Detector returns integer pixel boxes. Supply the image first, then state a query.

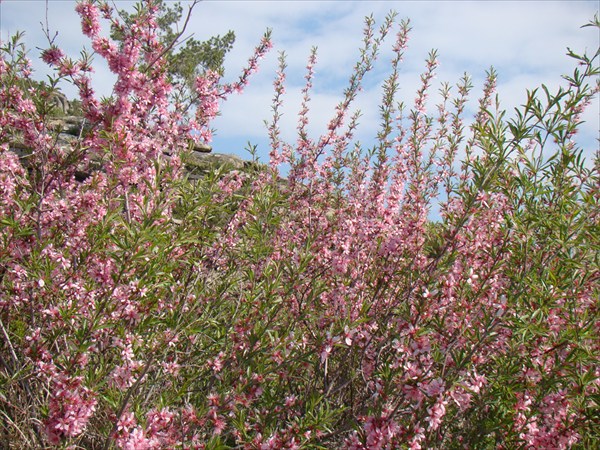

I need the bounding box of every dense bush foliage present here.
[0,1,598,448]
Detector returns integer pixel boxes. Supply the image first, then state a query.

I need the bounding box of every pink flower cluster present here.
[45,372,97,444]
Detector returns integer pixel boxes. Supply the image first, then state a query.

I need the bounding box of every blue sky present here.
[1,0,598,167]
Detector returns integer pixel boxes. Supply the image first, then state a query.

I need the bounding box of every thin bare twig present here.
[41,0,59,46]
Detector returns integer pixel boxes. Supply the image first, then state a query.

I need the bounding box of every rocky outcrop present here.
[8,116,102,181]
[183,151,246,180]
[8,116,89,161]
[48,115,91,137]
[6,113,265,182]
[50,92,70,115]
[192,142,212,153]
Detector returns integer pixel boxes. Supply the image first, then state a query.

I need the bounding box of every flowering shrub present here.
[1,1,598,449]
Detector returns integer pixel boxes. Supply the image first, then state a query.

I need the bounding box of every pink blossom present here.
[423,378,445,397]
[44,373,97,442]
[75,1,100,37]
[425,398,447,431]
[41,46,64,66]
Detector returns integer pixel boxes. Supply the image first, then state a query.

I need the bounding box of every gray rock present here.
[193,142,212,153]
[183,151,246,179]
[7,99,261,182]
[50,92,70,115]
[48,116,90,137]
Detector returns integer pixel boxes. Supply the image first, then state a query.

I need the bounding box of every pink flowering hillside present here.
[0,1,598,449]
